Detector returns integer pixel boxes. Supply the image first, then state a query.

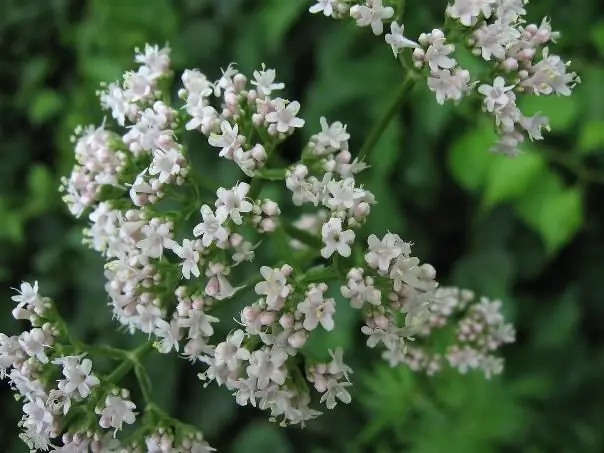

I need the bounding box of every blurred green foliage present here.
[2,0,604,452]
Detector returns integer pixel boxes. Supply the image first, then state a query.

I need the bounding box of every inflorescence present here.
[0,0,578,450]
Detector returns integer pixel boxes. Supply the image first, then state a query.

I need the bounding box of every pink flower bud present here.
[233,73,247,90]
[251,144,266,161]
[259,311,276,326]
[502,57,518,71]
[288,330,307,348]
[280,313,294,329]
[374,315,389,330]
[242,305,261,323]
[281,264,293,276]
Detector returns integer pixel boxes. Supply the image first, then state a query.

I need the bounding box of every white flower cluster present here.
[381,287,517,378]
[2,282,214,452]
[309,0,580,156]
[4,36,518,449]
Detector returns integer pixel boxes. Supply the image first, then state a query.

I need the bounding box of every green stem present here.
[396,0,406,21]
[357,76,415,160]
[106,340,154,383]
[134,363,153,405]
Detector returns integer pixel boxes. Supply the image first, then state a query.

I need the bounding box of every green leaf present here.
[29,89,63,124]
[481,151,546,209]
[591,20,604,56]
[451,249,514,299]
[518,94,579,130]
[578,120,604,154]
[0,198,24,243]
[231,422,293,453]
[262,0,306,52]
[24,164,56,217]
[514,170,583,253]
[533,288,580,350]
[447,122,497,192]
[372,114,402,177]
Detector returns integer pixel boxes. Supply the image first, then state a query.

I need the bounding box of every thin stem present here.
[106,340,154,383]
[539,147,604,185]
[134,363,154,406]
[396,0,406,21]
[356,76,415,160]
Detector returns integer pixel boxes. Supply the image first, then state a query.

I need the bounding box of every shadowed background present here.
[1,0,604,451]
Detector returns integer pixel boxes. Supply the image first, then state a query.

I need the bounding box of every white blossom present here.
[385,22,419,56]
[266,98,305,133]
[193,205,230,247]
[349,0,394,35]
[321,217,355,258]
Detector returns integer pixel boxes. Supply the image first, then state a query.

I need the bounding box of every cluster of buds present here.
[310,0,580,155]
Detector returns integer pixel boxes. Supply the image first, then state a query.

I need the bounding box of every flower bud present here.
[280,313,294,329]
[288,330,307,348]
[259,311,276,326]
[251,144,266,161]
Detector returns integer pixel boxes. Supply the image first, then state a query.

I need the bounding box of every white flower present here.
[481,356,504,379]
[246,348,288,389]
[297,286,336,331]
[208,121,243,158]
[320,379,352,409]
[385,22,419,56]
[18,329,49,364]
[0,333,21,375]
[365,233,406,272]
[478,76,515,112]
[182,69,214,99]
[11,281,43,312]
[328,348,353,380]
[128,169,155,206]
[317,117,350,149]
[349,0,394,35]
[174,239,201,279]
[123,65,155,102]
[153,318,182,353]
[519,114,550,140]
[214,329,250,371]
[340,276,382,309]
[193,205,230,247]
[149,148,184,184]
[309,0,335,16]
[447,346,482,373]
[215,182,254,225]
[321,217,355,258]
[180,309,220,338]
[135,304,163,334]
[98,395,137,433]
[232,377,258,407]
[254,266,290,310]
[266,98,305,133]
[251,64,285,96]
[58,358,100,399]
[134,44,171,77]
[427,68,471,104]
[446,0,493,27]
[424,37,456,72]
[137,222,176,258]
[326,177,365,210]
[473,21,520,61]
[22,397,54,433]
